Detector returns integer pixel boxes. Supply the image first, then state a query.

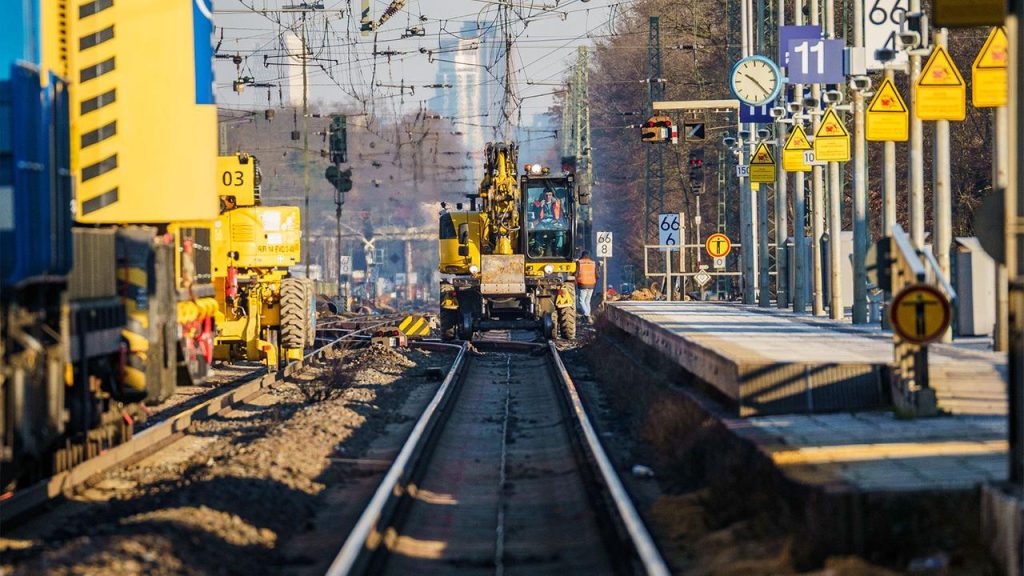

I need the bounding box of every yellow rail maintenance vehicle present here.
[438,142,585,340]
[211,154,316,367]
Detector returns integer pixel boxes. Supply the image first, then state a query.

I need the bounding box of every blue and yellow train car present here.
[1,0,220,488]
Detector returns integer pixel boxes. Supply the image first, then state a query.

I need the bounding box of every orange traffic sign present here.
[890,284,952,345]
[749,143,776,184]
[814,107,850,162]
[916,45,966,121]
[973,27,1008,108]
[782,125,812,172]
[866,78,909,142]
[705,233,732,259]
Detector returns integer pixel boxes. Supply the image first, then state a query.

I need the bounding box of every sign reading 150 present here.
[222,170,245,187]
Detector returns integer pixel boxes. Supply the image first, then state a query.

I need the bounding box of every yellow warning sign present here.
[973,27,1008,108]
[866,78,908,142]
[916,45,966,121]
[705,233,732,258]
[890,284,952,345]
[398,315,432,338]
[782,125,812,173]
[749,142,776,184]
[814,107,850,162]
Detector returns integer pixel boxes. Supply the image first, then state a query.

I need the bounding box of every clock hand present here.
[744,73,771,94]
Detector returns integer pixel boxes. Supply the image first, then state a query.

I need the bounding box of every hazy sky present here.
[213,0,625,122]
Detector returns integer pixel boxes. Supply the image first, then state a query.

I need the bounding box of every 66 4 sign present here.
[659,213,682,250]
[866,0,908,70]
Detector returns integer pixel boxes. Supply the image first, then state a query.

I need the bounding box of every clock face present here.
[731,57,781,106]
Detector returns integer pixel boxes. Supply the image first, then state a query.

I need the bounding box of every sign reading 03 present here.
[730,56,784,106]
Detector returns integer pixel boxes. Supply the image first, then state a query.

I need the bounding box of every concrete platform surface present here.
[729,412,1007,491]
[605,301,1007,416]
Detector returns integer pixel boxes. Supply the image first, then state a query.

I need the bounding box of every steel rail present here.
[325,341,468,575]
[547,341,672,576]
[326,341,670,576]
[0,316,397,524]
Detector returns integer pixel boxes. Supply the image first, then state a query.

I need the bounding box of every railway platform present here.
[603,301,1009,494]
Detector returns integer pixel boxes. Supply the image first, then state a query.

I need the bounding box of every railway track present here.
[327,339,669,576]
[0,313,406,525]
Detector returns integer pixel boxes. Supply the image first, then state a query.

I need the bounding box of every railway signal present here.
[688,150,704,194]
[641,115,677,143]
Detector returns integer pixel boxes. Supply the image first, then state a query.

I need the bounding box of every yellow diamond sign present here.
[866,78,908,142]
[749,142,776,184]
[814,107,850,162]
[782,125,812,172]
[972,27,1008,108]
[916,45,966,121]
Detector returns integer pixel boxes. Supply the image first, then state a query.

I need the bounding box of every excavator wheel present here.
[440,310,458,341]
[280,278,307,350]
[556,282,577,340]
[439,284,458,341]
[304,279,316,348]
[457,312,474,341]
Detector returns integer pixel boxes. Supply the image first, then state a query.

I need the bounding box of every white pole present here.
[908,0,925,248]
[852,0,868,324]
[933,28,952,342]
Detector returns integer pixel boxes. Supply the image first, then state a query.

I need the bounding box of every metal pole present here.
[740,0,756,304]
[851,0,868,324]
[777,134,790,309]
[665,248,673,301]
[793,0,808,314]
[759,183,771,306]
[1008,5,1023,486]
[775,0,789,310]
[908,0,925,248]
[883,66,898,234]
[996,103,1010,352]
[932,28,952,342]
[810,0,825,316]
[603,257,608,304]
[301,12,311,278]
[825,0,843,320]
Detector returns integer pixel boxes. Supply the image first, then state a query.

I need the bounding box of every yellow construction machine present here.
[210,154,316,366]
[438,142,585,340]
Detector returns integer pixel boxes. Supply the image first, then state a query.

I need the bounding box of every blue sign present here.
[740,104,774,124]
[778,25,820,67]
[785,38,845,84]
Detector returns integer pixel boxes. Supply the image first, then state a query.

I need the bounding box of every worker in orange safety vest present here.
[575,251,597,322]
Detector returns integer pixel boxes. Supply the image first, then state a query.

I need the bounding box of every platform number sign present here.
[659,213,681,251]
[865,0,908,70]
[596,231,613,258]
[786,39,845,84]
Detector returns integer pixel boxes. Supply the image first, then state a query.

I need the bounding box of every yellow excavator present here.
[438,142,585,340]
[210,153,315,366]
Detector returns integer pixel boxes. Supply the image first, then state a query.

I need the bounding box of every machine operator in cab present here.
[529,186,567,257]
[575,251,597,322]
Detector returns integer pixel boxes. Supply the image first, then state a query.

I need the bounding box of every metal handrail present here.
[922,247,958,301]
[890,224,927,281]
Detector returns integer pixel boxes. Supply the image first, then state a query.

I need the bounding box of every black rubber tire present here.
[439,284,458,341]
[457,312,474,341]
[557,283,577,340]
[280,277,307,350]
[304,279,316,347]
[440,310,459,341]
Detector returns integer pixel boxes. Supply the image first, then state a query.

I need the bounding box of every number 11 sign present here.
[786,38,845,84]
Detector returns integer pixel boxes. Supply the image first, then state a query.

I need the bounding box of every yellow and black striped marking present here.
[398,315,432,338]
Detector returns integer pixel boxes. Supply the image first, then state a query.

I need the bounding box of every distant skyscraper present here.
[430,22,503,188]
